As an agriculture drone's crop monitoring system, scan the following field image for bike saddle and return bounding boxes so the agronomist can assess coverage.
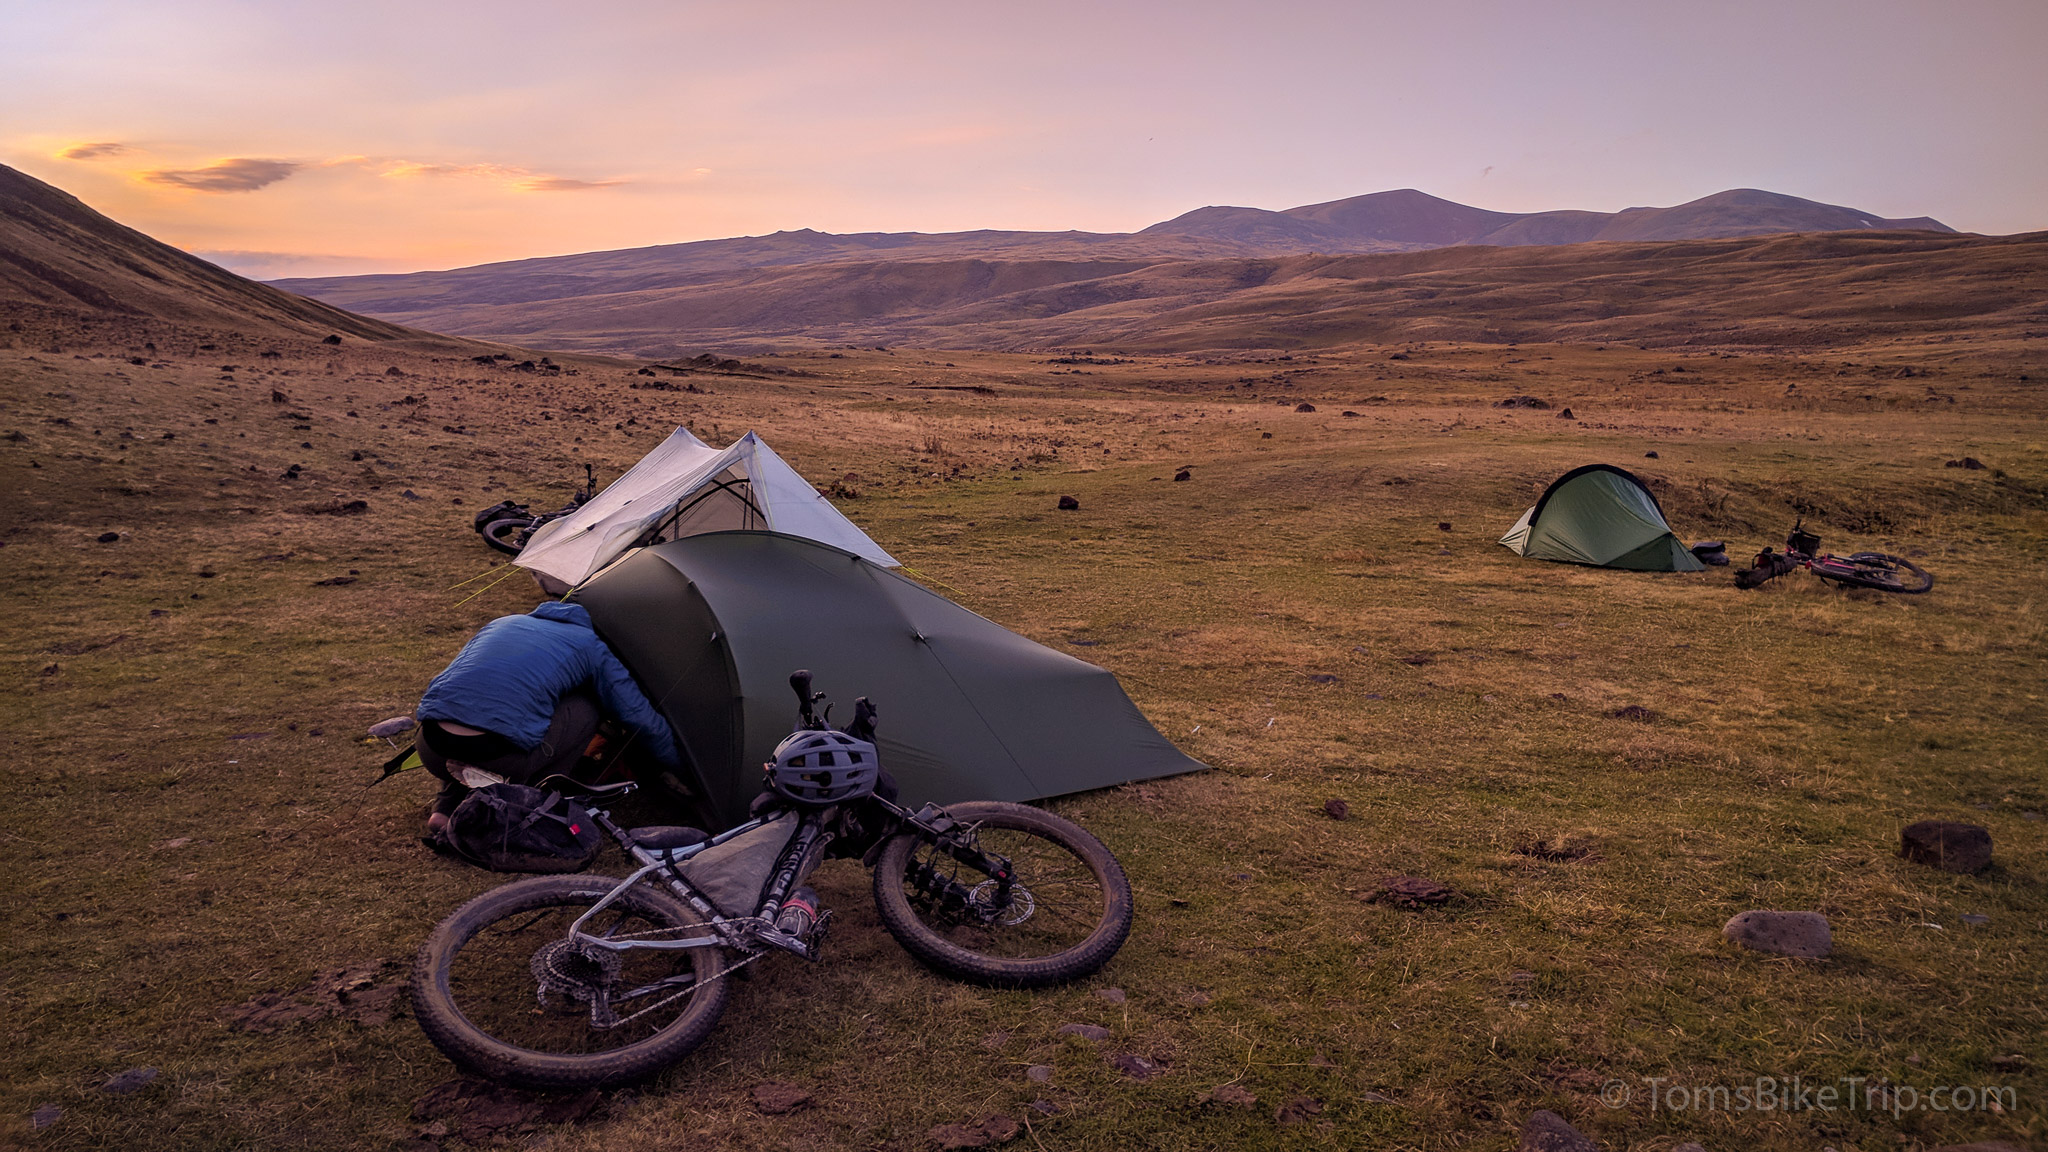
[626,825,710,850]
[531,775,636,800]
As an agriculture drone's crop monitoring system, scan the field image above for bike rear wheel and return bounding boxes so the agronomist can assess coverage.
[480,517,533,556]
[873,801,1132,988]
[411,874,729,1090]
[1816,552,1934,594]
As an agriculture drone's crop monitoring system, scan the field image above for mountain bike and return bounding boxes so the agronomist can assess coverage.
[410,671,1134,1090]
[471,464,596,556]
[1736,519,1934,594]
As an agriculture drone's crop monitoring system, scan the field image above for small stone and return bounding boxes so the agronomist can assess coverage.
[979,1115,1020,1143]
[1173,469,1191,481]
[368,716,417,739]
[1056,1023,1110,1042]
[1201,1083,1256,1106]
[1029,1100,1060,1116]
[1094,987,1126,1004]
[1557,407,1575,419]
[1438,521,1452,531]
[1275,1096,1322,1124]
[1025,1064,1053,1082]
[1899,820,1992,874]
[1324,798,1350,820]
[1183,991,1212,1007]
[1370,876,1454,908]
[31,1103,62,1129]
[1517,1109,1598,1152]
[101,1067,159,1094]
[1644,450,1659,459]
[97,531,121,543]
[750,1082,812,1114]
[1106,1052,1164,1079]
[1610,704,1657,722]
[1959,913,1989,926]
[159,837,192,850]
[1722,910,1832,958]
[1056,495,1079,510]
[1295,402,1316,412]
[1359,1090,1394,1104]
[980,1031,1010,1049]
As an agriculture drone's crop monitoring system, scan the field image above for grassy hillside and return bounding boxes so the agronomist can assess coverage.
[2,313,2043,1150]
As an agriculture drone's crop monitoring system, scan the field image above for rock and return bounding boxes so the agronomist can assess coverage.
[1987,1053,2028,1071]
[401,489,420,500]
[322,334,342,344]
[1094,987,1126,1004]
[1056,495,1079,510]
[1369,876,1454,908]
[32,1103,62,1129]
[1438,521,1453,531]
[1359,1090,1394,1104]
[1960,913,1990,926]
[1275,1097,1322,1124]
[929,1115,1021,1149]
[1899,820,1992,874]
[1324,798,1350,820]
[1182,991,1212,1007]
[1201,1083,1256,1106]
[750,1081,813,1114]
[1173,469,1191,481]
[1107,1052,1165,1079]
[101,1067,158,1094]
[1517,1109,1598,1152]
[1056,1023,1110,1042]
[1946,457,1987,470]
[367,716,417,739]
[97,531,120,543]
[1609,705,1656,722]
[1644,450,1659,458]
[1295,403,1316,412]
[1025,1064,1053,1082]
[980,1115,1020,1143]
[313,575,357,586]
[1722,910,1832,958]
[1557,407,1575,419]
[1030,1099,1060,1115]
[1494,395,1552,410]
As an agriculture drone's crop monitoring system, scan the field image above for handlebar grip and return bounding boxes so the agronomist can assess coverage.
[790,669,813,700]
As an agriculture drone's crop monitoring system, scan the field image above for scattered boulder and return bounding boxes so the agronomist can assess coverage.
[1295,402,1316,413]
[1610,705,1657,722]
[1494,396,1552,410]
[322,334,342,345]
[1643,450,1659,459]
[1945,457,1987,470]
[313,575,357,587]
[1025,1064,1053,1082]
[31,1103,62,1130]
[100,1067,159,1095]
[1369,876,1454,908]
[1056,1023,1110,1042]
[1107,1052,1165,1079]
[1517,1109,1598,1152]
[1323,798,1350,821]
[1200,1083,1256,1107]
[1275,1096,1322,1125]
[1557,408,1575,419]
[1094,987,1126,1004]
[750,1081,813,1114]
[1057,495,1079,510]
[1722,910,1832,958]
[97,531,120,543]
[1899,820,1992,874]
[270,389,290,403]
[1173,468,1192,481]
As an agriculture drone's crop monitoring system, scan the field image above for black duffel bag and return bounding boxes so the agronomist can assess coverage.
[429,783,602,873]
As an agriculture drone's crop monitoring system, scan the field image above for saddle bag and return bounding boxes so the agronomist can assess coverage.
[432,783,602,873]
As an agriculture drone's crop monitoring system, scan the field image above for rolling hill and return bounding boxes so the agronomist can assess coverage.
[0,162,422,344]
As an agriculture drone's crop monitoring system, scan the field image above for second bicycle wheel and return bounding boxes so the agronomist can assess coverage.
[872,801,1133,988]
[411,874,730,1090]
[1821,552,1934,594]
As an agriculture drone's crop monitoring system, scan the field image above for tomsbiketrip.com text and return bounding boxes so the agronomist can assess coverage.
[1600,1076,2016,1119]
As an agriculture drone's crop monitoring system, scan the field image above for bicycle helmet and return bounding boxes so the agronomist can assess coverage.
[766,729,880,806]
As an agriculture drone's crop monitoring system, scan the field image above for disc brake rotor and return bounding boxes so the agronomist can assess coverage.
[968,880,1036,926]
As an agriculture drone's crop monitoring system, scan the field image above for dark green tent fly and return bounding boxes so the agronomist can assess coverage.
[575,531,1206,829]
[1499,464,1705,572]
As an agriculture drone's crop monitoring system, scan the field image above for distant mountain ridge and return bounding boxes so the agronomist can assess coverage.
[1140,187,1953,249]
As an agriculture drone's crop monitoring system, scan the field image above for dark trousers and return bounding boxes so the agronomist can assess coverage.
[419,693,601,815]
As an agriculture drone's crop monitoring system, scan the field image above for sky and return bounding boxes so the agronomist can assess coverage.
[5,0,2045,278]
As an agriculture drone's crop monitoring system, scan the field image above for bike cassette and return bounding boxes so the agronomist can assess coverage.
[530,939,624,1027]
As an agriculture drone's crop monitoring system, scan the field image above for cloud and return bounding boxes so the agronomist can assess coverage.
[142,158,300,193]
[521,176,625,192]
[60,142,130,161]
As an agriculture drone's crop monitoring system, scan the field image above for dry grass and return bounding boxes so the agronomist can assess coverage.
[1,316,2044,1150]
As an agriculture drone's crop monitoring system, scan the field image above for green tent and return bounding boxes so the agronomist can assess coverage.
[575,530,1205,828]
[1499,464,1705,572]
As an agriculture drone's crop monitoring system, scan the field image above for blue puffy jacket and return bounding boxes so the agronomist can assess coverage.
[418,602,680,770]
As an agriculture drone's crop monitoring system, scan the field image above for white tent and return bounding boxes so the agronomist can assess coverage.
[514,428,899,588]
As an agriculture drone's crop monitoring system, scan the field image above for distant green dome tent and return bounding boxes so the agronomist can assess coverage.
[1499,464,1705,572]
[575,531,1206,829]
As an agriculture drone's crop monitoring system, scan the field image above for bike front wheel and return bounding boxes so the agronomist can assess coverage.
[873,801,1133,988]
[480,517,533,556]
[411,874,730,1091]
[1818,552,1934,594]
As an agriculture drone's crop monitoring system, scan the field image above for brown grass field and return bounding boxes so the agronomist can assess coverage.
[2,305,2045,1151]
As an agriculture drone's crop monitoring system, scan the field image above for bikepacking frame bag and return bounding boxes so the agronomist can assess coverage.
[434,783,602,873]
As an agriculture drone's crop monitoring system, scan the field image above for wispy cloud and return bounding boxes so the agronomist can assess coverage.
[143,158,299,192]
[521,176,624,192]
[60,141,130,160]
